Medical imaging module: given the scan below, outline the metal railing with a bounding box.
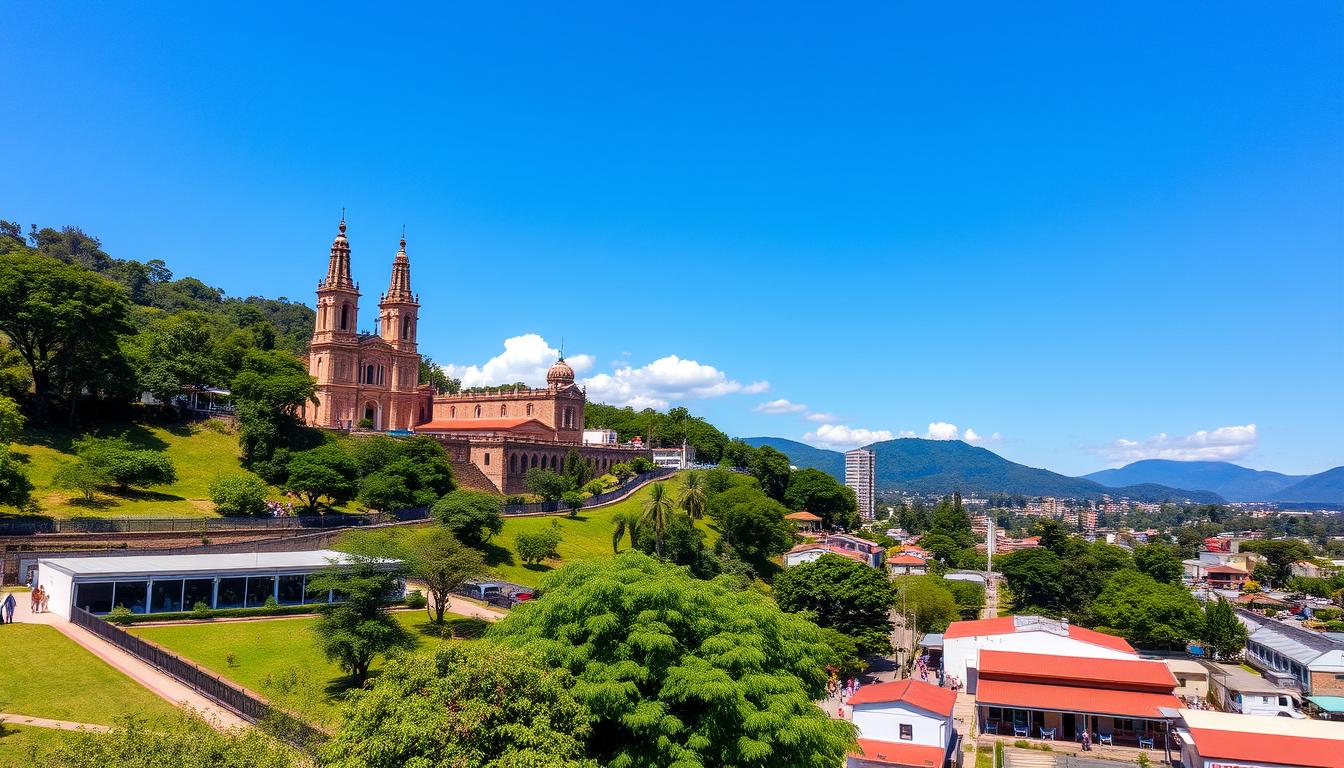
[71,606,326,746]
[0,508,430,537]
[500,468,675,515]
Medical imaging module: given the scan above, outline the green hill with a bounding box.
[741,437,844,479]
[1083,460,1303,501]
[1270,466,1344,504]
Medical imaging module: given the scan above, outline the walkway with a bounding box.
[14,608,246,729]
[1003,747,1057,768]
[404,582,509,622]
[0,713,110,733]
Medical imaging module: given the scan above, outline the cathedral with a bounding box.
[305,218,648,494]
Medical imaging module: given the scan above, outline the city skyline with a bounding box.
[3,3,1340,476]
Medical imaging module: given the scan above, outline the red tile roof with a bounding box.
[785,511,823,521]
[976,679,1182,718]
[1186,728,1344,768]
[851,739,947,768]
[978,650,1176,690]
[847,678,957,716]
[942,617,1135,654]
[889,554,928,566]
[413,418,550,432]
[786,544,868,564]
[1204,564,1248,574]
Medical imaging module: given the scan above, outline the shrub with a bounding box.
[107,605,135,625]
[581,479,607,496]
[1313,607,1342,622]
[630,456,655,473]
[404,590,428,610]
[209,474,270,516]
[561,490,585,515]
[357,418,374,429]
[191,601,211,618]
[516,523,563,565]
[503,494,528,506]
[1325,620,1344,632]
[263,596,278,609]
[610,462,635,481]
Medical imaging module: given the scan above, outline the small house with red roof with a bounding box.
[941,615,1137,695]
[846,679,959,768]
[1174,708,1344,768]
[1204,563,1248,590]
[887,553,928,576]
[785,534,886,569]
[784,510,823,533]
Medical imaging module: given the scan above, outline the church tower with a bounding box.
[307,216,362,428]
[313,216,361,344]
[378,233,419,353]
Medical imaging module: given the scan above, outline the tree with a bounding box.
[610,461,635,481]
[53,459,103,503]
[526,467,573,502]
[0,447,32,509]
[633,510,719,579]
[33,712,295,768]
[356,436,455,511]
[1202,597,1248,661]
[1090,570,1205,649]
[709,485,795,564]
[784,468,859,529]
[999,547,1065,613]
[124,311,222,409]
[0,394,23,443]
[944,579,986,620]
[1135,543,1184,584]
[748,445,792,501]
[71,436,177,492]
[209,474,269,516]
[517,523,563,565]
[641,481,674,557]
[774,554,894,654]
[341,527,489,624]
[679,470,708,520]
[0,252,133,423]
[285,444,359,510]
[323,643,595,768]
[490,552,857,767]
[306,556,414,685]
[892,575,961,633]
[432,490,504,547]
[561,490,585,515]
[1240,540,1313,588]
[611,508,641,553]
[231,349,316,464]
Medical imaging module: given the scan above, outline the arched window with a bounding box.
[316,357,322,377]
[401,320,410,340]
[500,404,507,417]
[474,405,482,418]
[526,403,534,416]
[510,454,518,474]
[550,455,558,470]
[484,452,490,466]
[341,304,350,330]
[563,407,574,429]
[450,406,457,419]
[365,365,375,384]
[531,454,538,468]
[379,365,385,385]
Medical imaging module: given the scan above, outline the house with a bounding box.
[1237,608,1344,697]
[942,615,1137,693]
[784,510,823,534]
[784,543,869,568]
[650,440,696,469]
[1164,659,1209,701]
[887,553,928,576]
[1204,564,1249,590]
[1172,708,1344,768]
[847,679,958,768]
[973,650,1181,746]
[1206,662,1302,718]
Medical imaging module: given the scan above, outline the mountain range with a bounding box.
[742,437,1226,503]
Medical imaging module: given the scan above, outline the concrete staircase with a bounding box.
[1002,747,1057,768]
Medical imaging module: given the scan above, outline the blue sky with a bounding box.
[3,2,1341,476]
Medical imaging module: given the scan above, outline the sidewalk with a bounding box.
[0,712,110,733]
[13,608,246,729]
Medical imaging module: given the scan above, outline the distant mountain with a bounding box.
[1270,467,1344,504]
[741,437,844,479]
[1083,460,1303,502]
[744,437,1222,503]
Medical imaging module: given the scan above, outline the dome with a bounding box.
[547,357,575,386]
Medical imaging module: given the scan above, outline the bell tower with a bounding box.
[378,232,419,354]
[313,215,361,346]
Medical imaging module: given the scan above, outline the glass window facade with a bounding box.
[278,575,306,605]
[75,582,114,614]
[245,576,275,607]
[183,579,214,610]
[114,581,149,613]
[215,577,246,609]
[150,580,184,613]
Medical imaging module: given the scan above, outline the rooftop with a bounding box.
[943,615,1135,654]
[1176,709,1344,768]
[413,417,550,432]
[977,678,1181,719]
[38,550,369,578]
[978,650,1176,690]
[851,739,947,768]
[848,678,957,716]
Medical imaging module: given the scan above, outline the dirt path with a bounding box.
[0,712,111,732]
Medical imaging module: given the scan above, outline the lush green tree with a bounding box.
[124,310,223,407]
[526,467,573,501]
[341,527,490,624]
[817,627,867,679]
[53,459,103,502]
[517,523,563,565]
[584,402,732,464]
[679,470,708,520]
[944,579,986,620]
[1090,570,1204,649]
[784,468,859,529]
[708,485,795,564]
[928,496,975,548]
[0,394,23,443]
[1135,543,1184,584]
[1202,597,1248,661]
[1240,539,1313,587]
[71,436,177,492]
[307,556,415,685]
[774,554,894,654]
[610,461,635,481]
[999,547,1065,613]
[0,447,32,509]
[916,533,963,566]
[748,445,792,501]
[417,356,461,394]
[1032,518,1072,554]
[490,552,857,768]
[33,713,295,768]
[641,481,675,557]
[285,444,359,510]
[892,575,961,633]
[1056,541,1135,616]
[354,435,455,511]
[208,474,269,516]
[231,349,317,464]
[432,489,504,547]
[611,508,641,553]
[0,251,134,423]
[634,510,719,579]
[323,643,595,768]
[630,455,655,474]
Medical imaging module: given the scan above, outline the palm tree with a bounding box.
[611,509,641,553]
[641,481,674,558]
[678,471,707,520]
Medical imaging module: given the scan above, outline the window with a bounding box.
[278,575,306,605]
[531,454,538,468]
[341,304,350,330]
[366,365,375,384]
[401,320,409,340]
[183,579,214,610]
[450,406,457,418]
[501,404,507,416]
[150,580,184,613]
[484,452,490,467]
[216,578,246,609]
[246,576,276,607]
[526,404,534,416]
[474,405,482,418]
[114,581,150,613]
[510,455,518,474]
[899,724,913,741]
[75,582,114,614]
[987,707,1003,720]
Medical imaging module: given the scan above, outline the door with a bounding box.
[1062,713,1077,740]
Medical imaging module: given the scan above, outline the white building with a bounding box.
[845,448,876,520]
[1238,608,1344,697]
[847,679,958,768]
[582,428,618,446]
[651,440,696,469]
[36,550,400,620]
[1172,708,1344,768]
[941,615,1138,693]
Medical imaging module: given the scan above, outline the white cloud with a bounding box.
[925,422,960,440]
[803,424,895,449]
[443,334,594,388]
[964,428,1003,445]
[804,411,838,422]
[757,398,807,414]
[898,430,918,438]
[1094,424,1258,465]
[583,355,770,410]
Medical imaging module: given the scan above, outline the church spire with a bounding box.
[322,213,355,290]
[384,228,413,302]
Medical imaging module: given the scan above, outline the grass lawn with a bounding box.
[0,624,180,725]
[129,609,480,727]
[486,473,719,587]
[0,726,76,768]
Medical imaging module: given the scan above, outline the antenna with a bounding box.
[559,336,565,361]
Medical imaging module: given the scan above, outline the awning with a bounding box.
[1307,696,1344,714]
[976,679,1181,718]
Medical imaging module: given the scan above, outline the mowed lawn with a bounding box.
[129,610,479,726]
[0,624,181,725]
[0,726,76,768]
[488,472,718,587]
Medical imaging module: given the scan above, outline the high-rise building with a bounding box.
[845,448,876,520]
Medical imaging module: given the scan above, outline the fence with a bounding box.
[0,507,431,537]
[499,468,676,515]
[71,606,326,746]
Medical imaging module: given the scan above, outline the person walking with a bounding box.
[30,585,39,613]
[1080,729,1092,752]
[2,592,14,623]
[39,588,49,614]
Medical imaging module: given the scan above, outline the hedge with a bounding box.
[104,600,406,625]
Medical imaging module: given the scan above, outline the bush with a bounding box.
[191,601,211,618]
[357,418,374,429]
[209,474,270,516]
[1313,607,1342,622]
[561,490,585,515]
[404,590,428,609]
[516,523,563,565]
[107,605,135,625]
[630,456,655,473]
[1324,620,1344,632]
[503,494,528,506]
[101,602,336,625]
[432,490,504,547]
[582,479,608,496]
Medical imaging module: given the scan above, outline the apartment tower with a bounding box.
[844,447,876,520]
